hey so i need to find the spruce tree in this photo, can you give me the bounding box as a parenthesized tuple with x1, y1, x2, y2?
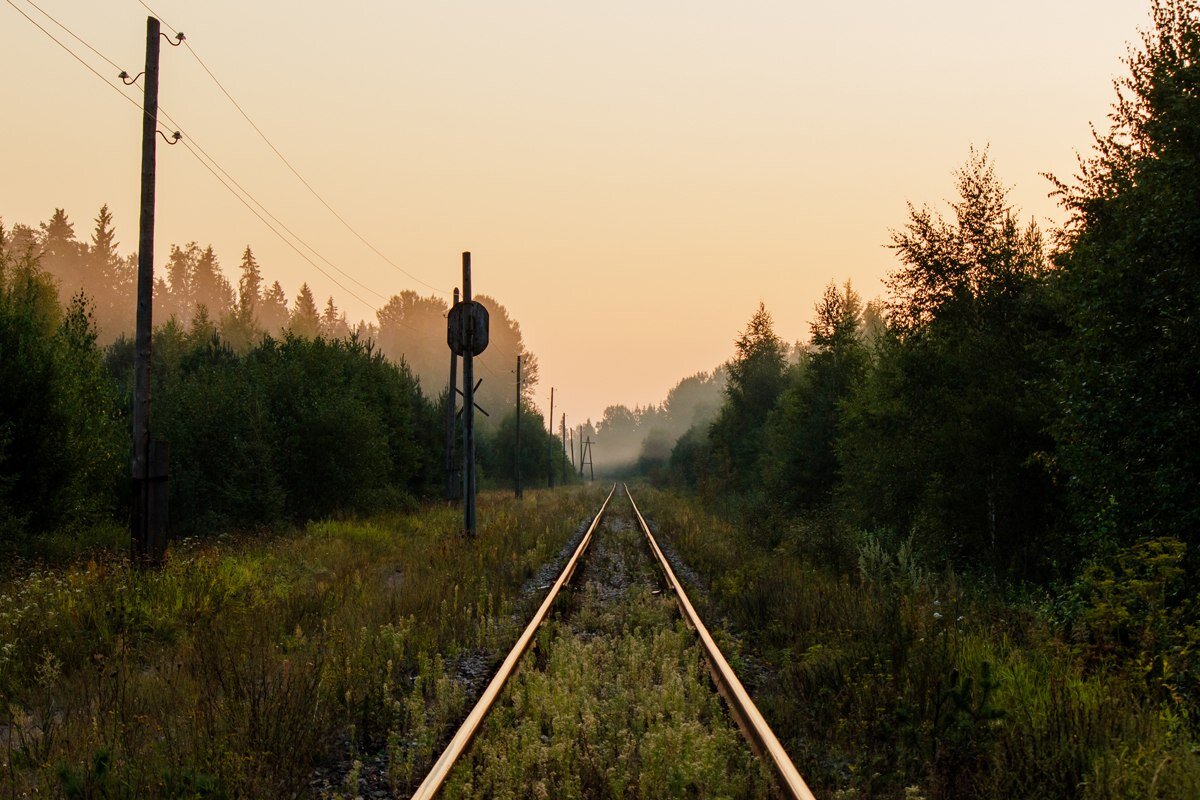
(237, 246, 262, 320)
(320, 296, 349, 339)
(289, 282, 320, 338)
(259, 281, 289, 336)
(192, 245, 234, 320)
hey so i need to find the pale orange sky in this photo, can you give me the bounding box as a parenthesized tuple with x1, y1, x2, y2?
(3, 1, 1148, 426)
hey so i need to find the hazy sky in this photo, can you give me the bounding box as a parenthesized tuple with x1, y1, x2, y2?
(3, 1, 1148, 426)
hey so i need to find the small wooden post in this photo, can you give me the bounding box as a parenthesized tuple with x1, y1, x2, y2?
(514, 354, 522, 499)
(547, 387, 555, 488)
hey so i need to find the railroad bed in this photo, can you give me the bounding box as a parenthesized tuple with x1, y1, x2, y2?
(413, 485, 815, 799)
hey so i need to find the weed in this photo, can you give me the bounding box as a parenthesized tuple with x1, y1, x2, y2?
(0, 487, 605, 797)
(634, 487, 1200, 799)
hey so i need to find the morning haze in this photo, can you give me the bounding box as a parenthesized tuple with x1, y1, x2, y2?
(7, 1, 1200, 796)
(3, 0, 1144, 425)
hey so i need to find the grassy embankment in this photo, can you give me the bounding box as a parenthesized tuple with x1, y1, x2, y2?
(0, 487, 606, 798)
(442, 493, 773, 799)
(634, 487, 1200, 800)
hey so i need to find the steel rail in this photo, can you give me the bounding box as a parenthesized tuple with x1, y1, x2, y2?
(624, 483, 817, 800)
(410, 483, 617, 800)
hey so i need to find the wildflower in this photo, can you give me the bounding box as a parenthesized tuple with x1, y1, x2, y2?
(933, 611, 943, 620)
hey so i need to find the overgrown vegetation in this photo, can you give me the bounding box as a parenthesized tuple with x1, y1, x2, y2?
(636, 489, 1200, 799)
(0, 487, 604, 797)
(443, 495, 773, 799)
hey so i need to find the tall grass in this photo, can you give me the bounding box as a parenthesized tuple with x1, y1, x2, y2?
(0, 487, 605, 798)
(442, 498, 773, 799)
(634, 488, 1200, 799)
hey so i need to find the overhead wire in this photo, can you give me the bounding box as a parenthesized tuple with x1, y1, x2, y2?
(5, 0, 393, 320)
(21, 0, 123, 72)
(153, 105, 391, 305)
(3, 0, 141, 108)
(136, 0, 451, 296)
(176, 137, 379, 312)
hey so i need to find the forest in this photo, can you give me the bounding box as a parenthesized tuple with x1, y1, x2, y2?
(0, 200, 579, 550)
(1, 0, 1199, 797)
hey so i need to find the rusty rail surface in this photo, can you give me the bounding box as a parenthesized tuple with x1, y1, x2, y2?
(410, 484, 617, 800)
(625, 483, 817, 800)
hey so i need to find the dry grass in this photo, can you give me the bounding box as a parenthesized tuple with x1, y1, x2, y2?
(0, 487, 606, 798)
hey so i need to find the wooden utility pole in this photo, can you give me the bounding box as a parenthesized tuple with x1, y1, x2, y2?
(569, 428, 575, 469)
(444, 288, 460, 502)
(514, 354, 522, 499)
(131, 16, 167, 564)
(461, 254, 477, 534)
(547, 387, 555, 488)
(579, 426, 585, 478)
(560, 414, 567, 485)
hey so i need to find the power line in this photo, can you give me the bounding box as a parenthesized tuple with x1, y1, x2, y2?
(3, 0, 142, 111)
(177, 137, 379, 314)
(135, 0, 174, 33)
(136, 0, 451, 296)
(6, 0, 392, 319)
(154, 105, 391, 304)
(22, 0, 122, 72)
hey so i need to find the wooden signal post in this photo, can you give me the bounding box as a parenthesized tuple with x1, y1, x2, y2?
(447, 252, 488, 536)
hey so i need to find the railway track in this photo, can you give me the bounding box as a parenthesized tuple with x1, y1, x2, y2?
(411, 484, 816, 799)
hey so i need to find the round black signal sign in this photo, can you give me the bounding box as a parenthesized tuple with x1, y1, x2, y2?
(447, 300, 490, 357)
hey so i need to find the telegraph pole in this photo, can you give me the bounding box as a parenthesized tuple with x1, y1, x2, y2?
(579, 426, 585, 478)
(131, 16, 165, 564)
(559, 417, 568, 484)
(547, 387, 555, 488)
(514, 354, 522, 499)
(444, 288, 460, 502)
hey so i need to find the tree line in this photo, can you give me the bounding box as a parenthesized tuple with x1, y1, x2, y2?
(644, 1, 1200, 585)
(0, 209, 570, 549)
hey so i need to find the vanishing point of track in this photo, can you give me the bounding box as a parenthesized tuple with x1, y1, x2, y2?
(411, 484, 816, 800)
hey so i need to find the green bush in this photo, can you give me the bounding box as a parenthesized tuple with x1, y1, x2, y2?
(0, 245, 123, 549)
